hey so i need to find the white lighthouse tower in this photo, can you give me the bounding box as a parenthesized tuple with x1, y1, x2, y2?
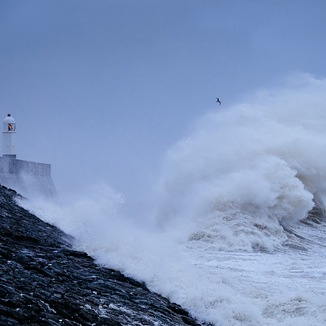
(0, 113, 56, 196)
(2, 113, 16, 158)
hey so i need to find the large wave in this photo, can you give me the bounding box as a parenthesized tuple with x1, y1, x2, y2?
(156, 73, 326, 251)
(21, 74, 326, 325)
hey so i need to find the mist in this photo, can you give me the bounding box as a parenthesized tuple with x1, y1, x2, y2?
(19, 74, 326, 325)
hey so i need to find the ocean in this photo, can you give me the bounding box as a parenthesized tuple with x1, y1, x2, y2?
(22, 74, 326, 325)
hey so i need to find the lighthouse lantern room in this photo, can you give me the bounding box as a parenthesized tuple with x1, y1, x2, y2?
(2, 113, 16, 158)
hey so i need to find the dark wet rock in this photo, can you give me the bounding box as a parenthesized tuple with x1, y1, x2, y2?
(0, 185, 206, 326)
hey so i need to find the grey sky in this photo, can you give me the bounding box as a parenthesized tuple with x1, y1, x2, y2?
(1, 0, 326, 198)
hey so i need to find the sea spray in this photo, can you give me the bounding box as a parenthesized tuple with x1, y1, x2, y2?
(21, 74, 326, 325)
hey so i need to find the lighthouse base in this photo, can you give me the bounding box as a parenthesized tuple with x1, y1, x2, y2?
(0, 157, 56, 197)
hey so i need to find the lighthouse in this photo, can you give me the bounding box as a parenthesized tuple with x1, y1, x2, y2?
(2, 113, 16, 158)
(0, 113, 56, 196)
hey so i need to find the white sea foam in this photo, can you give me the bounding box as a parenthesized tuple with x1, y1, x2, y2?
(21, 74, 326, 325)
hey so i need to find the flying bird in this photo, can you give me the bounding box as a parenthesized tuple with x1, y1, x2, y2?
(216, 97, 221, 105)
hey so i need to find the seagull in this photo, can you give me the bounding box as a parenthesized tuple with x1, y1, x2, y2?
(216, 97, 221, 105)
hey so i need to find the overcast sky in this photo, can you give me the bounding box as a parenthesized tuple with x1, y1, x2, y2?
(1, 0, 326, 198)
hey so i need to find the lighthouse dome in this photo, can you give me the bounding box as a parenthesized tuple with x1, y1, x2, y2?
(3, 113, 16, 132)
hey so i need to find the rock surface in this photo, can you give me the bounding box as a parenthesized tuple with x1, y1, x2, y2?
(0, 185, 206, 326)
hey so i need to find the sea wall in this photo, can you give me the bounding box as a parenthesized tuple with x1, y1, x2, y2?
(0, 157, 56, 197)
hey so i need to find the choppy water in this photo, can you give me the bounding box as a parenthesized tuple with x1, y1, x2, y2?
(22, 74, 326, 325)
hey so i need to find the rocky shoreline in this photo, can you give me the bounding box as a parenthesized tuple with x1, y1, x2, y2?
(0, 185, 206, 326)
